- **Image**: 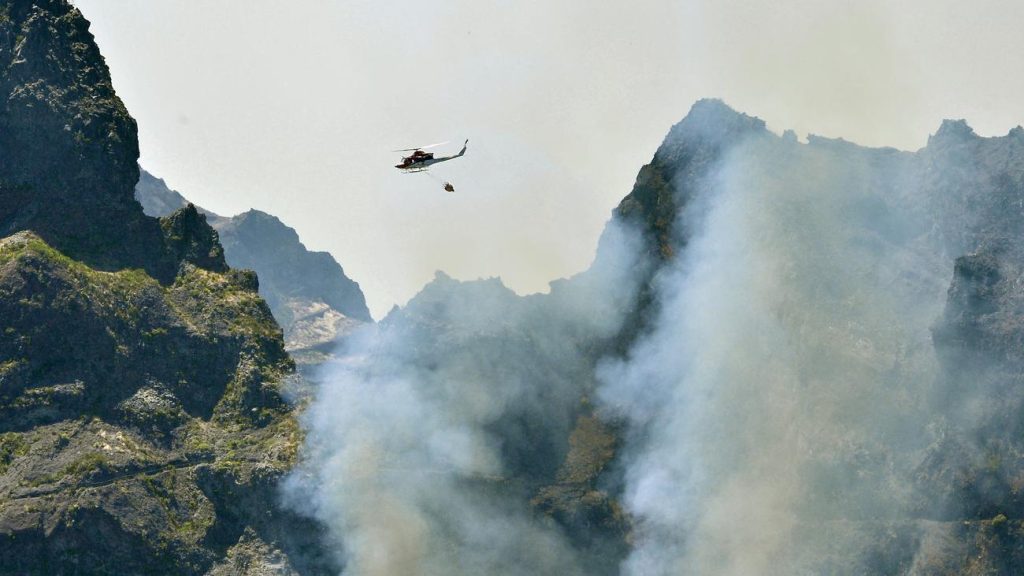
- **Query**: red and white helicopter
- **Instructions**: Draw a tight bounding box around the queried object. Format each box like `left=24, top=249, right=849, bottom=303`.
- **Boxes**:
left=393, top=139, right=468, bottom=173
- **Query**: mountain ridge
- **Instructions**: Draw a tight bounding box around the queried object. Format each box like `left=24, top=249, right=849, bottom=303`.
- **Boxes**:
left=134, top=169, right=371, bottom=362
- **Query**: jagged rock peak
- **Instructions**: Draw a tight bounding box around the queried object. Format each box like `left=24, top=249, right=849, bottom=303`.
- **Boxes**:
left=425, top=270, right=510, bottom=292
left=160, top=204, right=229, bottom=274
left=660, top=98, right=768, bottom=152
left=412, top=271, right=513, bottom=299
left=231, top=210, right=302, bottom=244
left=612, top=99, right=770, bottom=262
left=684, top=98, right=766, bottom=129
left=385, top=270, right=525, bottom=334
left=929, top=118, right=977, bottom=145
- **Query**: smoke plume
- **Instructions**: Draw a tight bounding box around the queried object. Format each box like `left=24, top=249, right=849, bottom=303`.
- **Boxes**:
left=286, top=219, right=647, bottom=575
left=598, top=109, right=1020, bottom=574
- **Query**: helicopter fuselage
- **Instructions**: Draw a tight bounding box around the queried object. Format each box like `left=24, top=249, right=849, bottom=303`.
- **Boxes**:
left=394, top=140, right=468, bottom=172
left=395, top=156, right=444, bottom=170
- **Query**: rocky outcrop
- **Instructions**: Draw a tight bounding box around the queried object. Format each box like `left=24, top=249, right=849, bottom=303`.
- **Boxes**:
left=161, top=204, right=230, bottom=275
left=613, top=99, right=767, bottom=261
left=0, top=1, right=334, bottom=573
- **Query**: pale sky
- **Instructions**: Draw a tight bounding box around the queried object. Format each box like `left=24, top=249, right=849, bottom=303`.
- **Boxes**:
left=72, top=0, right=1024, bottom=318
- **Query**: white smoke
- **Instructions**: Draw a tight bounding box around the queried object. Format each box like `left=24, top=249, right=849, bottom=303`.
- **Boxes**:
left=598, top=132, right=953, bottom=574
left=285, top=218, right=648, bottom=576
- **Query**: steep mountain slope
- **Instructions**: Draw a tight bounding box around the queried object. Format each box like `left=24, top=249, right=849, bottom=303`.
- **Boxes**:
left=0, top=2, right=333, bottom=573
left=135, top=171, right=370, bottom=362
left=212, top=210, right=371, bottom=360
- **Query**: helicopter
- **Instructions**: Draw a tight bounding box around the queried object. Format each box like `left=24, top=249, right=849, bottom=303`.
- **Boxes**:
left=394, top=139, right=468, bottom=173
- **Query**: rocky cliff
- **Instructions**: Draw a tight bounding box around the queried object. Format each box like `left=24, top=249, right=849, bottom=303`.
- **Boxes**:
left=0, top=2, right=333, bottom=573
left=135, top=171, right=371, bottom=363
left=0, top=0, right=173, bottom=282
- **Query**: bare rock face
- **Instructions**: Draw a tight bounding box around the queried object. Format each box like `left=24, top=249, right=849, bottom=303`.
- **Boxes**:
left=280, top=299, right=363, bottom=364
left=0, top=1, right=335, bottom=573
left=161, top=204, right=230, bottom=275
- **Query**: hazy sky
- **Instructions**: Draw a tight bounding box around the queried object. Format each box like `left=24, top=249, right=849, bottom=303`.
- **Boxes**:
left=72, top=0, right=1023, bottom=318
